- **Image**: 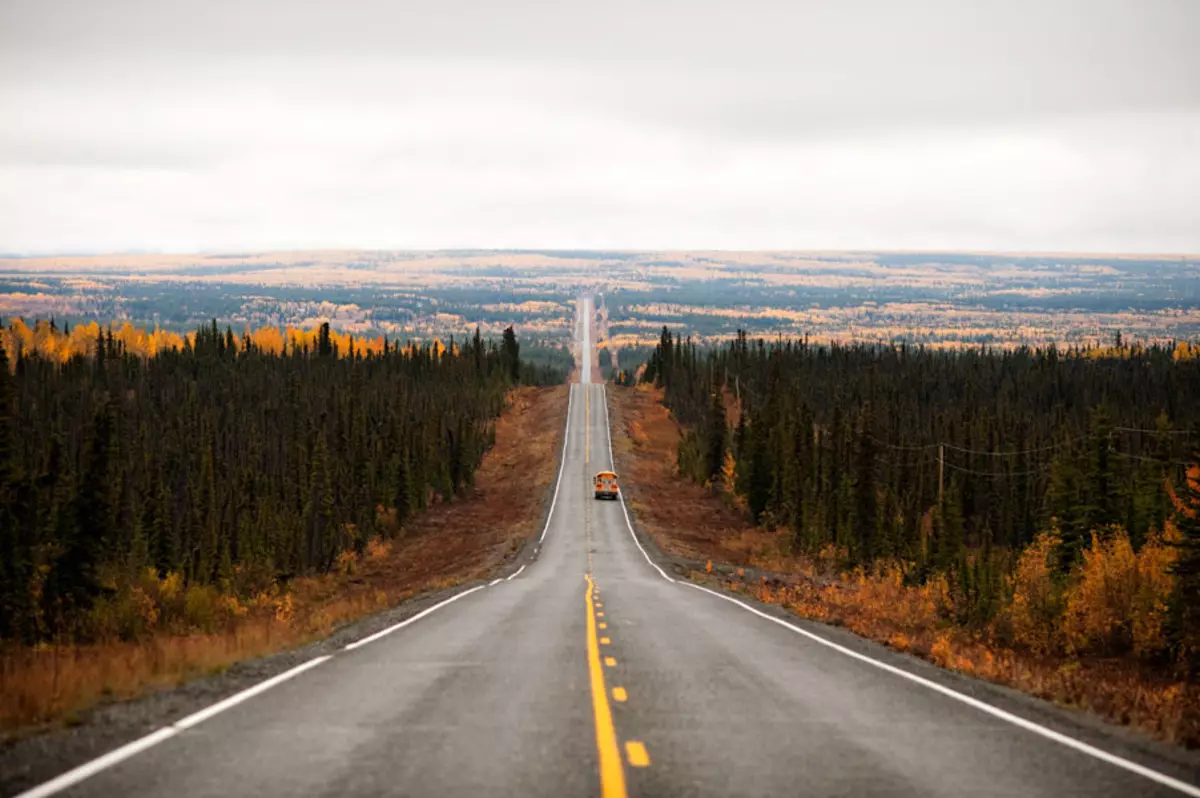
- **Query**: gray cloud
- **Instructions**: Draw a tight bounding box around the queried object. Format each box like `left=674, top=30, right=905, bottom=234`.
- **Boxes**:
left=0, top=0, right=1197, bottom=253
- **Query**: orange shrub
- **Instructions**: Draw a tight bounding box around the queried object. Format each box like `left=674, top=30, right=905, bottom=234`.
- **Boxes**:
left=1007, top=530, right=1062, bottom=654
left=335, top=549, right=359, bottom=576
left=1060, top=528, right=1177, bottom=658
left=1132, top=526, right=1179, bottom=658
left=366, top=537, right=393, bottom=562
left=1062, top=530, right=1138, bottom=655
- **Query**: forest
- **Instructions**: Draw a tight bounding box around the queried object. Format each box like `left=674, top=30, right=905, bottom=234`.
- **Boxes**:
left=643, top=327, right=1200, bottom=667
left=0, top=319, right=563, bottom=644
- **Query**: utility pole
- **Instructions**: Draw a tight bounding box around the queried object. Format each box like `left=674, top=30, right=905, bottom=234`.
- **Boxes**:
left=938, top=444, right=945, bottom=507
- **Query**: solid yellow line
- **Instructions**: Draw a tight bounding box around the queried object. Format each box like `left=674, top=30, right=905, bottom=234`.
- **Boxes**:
left=612, top=687, right=627, bottom=702
left=586, top=575, right=628, bottom=798
left=626, top=741, right=650, bottom=767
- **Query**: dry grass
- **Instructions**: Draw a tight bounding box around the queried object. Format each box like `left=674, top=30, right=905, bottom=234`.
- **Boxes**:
left=611, top=384, right=761, bottom=565
left=0, top=384, right=568, bottom=740
left=609, top=383, right=1200, bottom=748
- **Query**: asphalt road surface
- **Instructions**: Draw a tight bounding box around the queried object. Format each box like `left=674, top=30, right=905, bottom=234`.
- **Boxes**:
left=17, top=297, right=1200, bottom=798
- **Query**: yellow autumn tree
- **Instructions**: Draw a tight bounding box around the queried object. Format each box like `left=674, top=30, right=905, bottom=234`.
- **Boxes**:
left=721, top=450, right=736, bottom=491
left=1049, top=526, right=1177, bottom=659
left=1007, top=529, right=1063, bottom=654
left=1, top=318, right=393, bottom=367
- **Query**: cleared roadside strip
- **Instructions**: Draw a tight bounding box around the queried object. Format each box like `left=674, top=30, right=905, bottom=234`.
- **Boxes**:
left=17, top=380, right=578, bottom=798
left=599, top=384, right=674, bottom=584
left=539, top=381, right=575, bottom=543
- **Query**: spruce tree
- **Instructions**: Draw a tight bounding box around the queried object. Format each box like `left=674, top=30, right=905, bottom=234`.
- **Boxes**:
left=704, top=382, right=726, bottom=482
left=501, top=326, right=520, bottom=383
left=1169, top=448, right=1200, bottom=675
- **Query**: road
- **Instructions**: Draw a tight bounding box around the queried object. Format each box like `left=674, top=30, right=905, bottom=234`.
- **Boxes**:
left=17, top=296, right=1200, bottom=798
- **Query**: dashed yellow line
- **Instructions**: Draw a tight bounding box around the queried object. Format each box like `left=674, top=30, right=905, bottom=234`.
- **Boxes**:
left=600, top=637, right=611, bottom=645
left=597, top=612, right=604, bottom=618
left=585, top=575, right=627, bottom=798
left=599, top=622, right=608, bottom=630
left=612, top=687, right=627, bottom=702
left=605, top=656, right=617, bottom=667
left=626, top=741, right=651, bottom=767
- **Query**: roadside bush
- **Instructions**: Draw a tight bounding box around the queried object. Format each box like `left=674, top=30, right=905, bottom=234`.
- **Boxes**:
left=184, top=585, right=219, bottom=632
left=88, top=586, right=159, bottom=641
left=1061, top=527, right=1176, bottom=658
left=1007, top=530, right=1063, bottom=654
left=1062, top=530, right=1138, bottom=655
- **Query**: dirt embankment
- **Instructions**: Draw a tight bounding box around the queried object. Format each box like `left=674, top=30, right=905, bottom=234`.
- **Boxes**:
left=0, top=384, right=568, bottom=743
left=607, top=383, right=1200, bottom=749
left=609, top=384, right=761, bottom=565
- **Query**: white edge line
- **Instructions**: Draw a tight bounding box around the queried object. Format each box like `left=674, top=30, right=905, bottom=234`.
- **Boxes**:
left=506, top=563, right=526, bottom=581
left=488, top=578, right=502, bottom=586
left=600, top=384, right=675, bottom=584
left=14, top=728, right=180, bottom=798
left=539, top=381, right=574, bottom=544
left=682, top=581, right=1200, bottom=798
left=173, top=655, right=332, bottom=730
left=343, top=584, right=487, bottom=651
left=15, top=655, right=334, bottom=798
left=603, top=384, right=614, bottom=466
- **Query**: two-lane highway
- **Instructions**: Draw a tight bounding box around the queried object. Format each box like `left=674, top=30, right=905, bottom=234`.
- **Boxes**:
left=16, top=297, right=1200, bottom=797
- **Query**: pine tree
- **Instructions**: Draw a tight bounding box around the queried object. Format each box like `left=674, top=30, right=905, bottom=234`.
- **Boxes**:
left=501, top=326, right=520, bottom=383
left=1169, top=450, right=1200, bottom=675
left=933, top=480, right=966, bottom=574
left=704, top=382, right=726, bottom=482
left=318, top=322, right=333, bottom=358
left=394, top=451, right=412, bottom=532
left=0, top=340, right=29, bottom=639
left=852, top=416, right=880, bottom=563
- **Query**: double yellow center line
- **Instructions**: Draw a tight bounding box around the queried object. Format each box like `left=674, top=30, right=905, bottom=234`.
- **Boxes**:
left=585, top=574, right=626, bottom=798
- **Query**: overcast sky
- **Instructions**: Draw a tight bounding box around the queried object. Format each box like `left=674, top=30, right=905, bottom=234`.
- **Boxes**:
left=1, top=0, right=1198, bottom=254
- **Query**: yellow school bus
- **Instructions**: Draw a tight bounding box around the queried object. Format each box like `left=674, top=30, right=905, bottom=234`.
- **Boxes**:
left=594, top=471, right=619, bottom=500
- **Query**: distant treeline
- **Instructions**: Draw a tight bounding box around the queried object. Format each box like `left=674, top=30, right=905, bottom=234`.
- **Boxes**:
left=643, top=328, right=1200, bottom=648
left=0, top=320, right=563, bottom=642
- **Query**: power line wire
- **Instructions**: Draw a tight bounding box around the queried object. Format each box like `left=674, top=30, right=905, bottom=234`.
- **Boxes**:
left=1110, top=451, right=1197, bottom=467
left=867, top=435, right=938, bottom=452
left=941, top=460, right=1053, bottom=478
left=870, top=436, right=1072, bottom=457
left=943, top=440, right=1069, bottom=457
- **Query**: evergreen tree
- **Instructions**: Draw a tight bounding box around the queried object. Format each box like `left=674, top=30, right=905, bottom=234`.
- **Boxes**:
left=501, top=326, right=520, bottom=382
left=704, top=382, right=726, bottom=482
left=1169, top=449, right=1200, bottom=675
